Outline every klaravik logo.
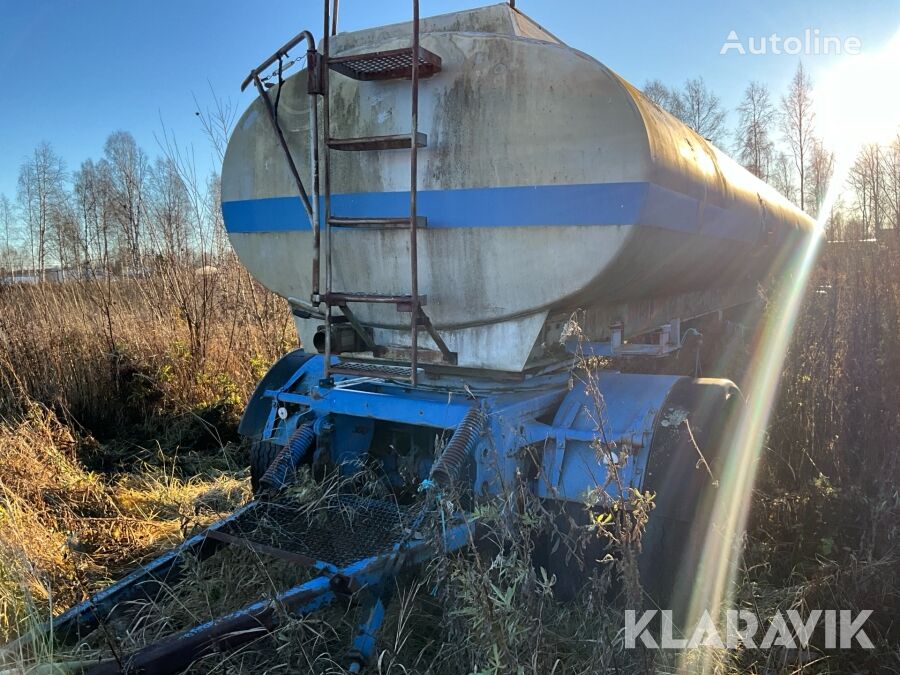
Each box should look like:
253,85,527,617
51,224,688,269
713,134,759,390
625,609,874,650
720,29,861,56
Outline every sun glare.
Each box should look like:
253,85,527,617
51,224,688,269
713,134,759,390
817,29,900,154
681,29,900,674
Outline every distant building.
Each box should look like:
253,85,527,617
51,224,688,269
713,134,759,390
1,266,79,284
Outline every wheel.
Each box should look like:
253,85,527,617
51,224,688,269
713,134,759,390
249,439,280,493
640,378,742,618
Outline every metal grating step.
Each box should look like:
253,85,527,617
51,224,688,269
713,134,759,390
216,494,413,569
330,362,415,379
328,132,427,151
328,46,442,81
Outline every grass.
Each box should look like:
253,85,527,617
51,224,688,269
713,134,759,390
0,241,897,673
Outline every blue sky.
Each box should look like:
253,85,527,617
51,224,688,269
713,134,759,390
0,1,897,201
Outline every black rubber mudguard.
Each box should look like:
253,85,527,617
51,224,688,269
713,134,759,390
238,349,314,440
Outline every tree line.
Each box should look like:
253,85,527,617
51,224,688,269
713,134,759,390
0,96,234,278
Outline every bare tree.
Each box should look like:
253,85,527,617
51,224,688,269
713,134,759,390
0,194,17,273
151,121,226,364
73,159,118,272
49,194,82,271
147,156,191,260
205,171,230,261
16,142,67,278
104,131,148,272
642,79,683,117
780,62,815,212
771,151,797,204
735,81,775,179
886,135,900,231
676,77,727,145
848,143,887,239
807,138,835,219
193,85,237,165
642,77,726,145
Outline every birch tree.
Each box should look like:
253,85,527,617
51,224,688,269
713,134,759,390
0,194,17,273
677,77,728,146
781,63,815,211
104,131,147,271
735,81,775,179
16,142,66,278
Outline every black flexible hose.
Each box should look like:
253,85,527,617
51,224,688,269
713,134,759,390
260,423,315,491
430,406,483,488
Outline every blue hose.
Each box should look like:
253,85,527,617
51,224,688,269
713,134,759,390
260,423,316,491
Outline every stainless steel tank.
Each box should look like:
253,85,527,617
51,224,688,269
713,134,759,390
221,4,815,372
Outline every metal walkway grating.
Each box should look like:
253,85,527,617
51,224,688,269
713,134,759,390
330,362,414,379
217,494,413,568
328,47,442,81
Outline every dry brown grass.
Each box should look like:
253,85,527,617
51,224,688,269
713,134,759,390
0,264,286,645
0,260,292,430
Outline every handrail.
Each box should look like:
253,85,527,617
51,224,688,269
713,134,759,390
240,30,316,92
240,29,321,298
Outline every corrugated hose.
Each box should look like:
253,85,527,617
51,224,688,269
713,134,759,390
429,406,483,488
260,422,316,491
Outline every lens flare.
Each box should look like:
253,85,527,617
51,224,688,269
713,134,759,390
679,29,900,672
818,30,900,153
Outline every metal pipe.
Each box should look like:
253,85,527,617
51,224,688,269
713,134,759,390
11,502,259,651
332,0,339,35
409,0,421,385
84,556,385,675
241,31,321,299
322,0,333,379
240,30,317,92
348,598,386,672
308,54,322,300
251,72,315,221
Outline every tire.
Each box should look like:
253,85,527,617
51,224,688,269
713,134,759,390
249,440,280,494
640,379,742,618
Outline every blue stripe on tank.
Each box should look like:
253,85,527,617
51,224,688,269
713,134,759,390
221,182,760,242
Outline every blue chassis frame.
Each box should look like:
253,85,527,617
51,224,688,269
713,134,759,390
20,351,690,670
259,352,683,504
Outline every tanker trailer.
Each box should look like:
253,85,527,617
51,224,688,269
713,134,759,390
28,3,816,670
223,0,811,628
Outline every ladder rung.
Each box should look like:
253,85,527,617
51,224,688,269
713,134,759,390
329,216,427,229
328,47,442,81
325,292,427,309
328,133,426,152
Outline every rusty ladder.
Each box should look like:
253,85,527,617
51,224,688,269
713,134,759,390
316,0,454,386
